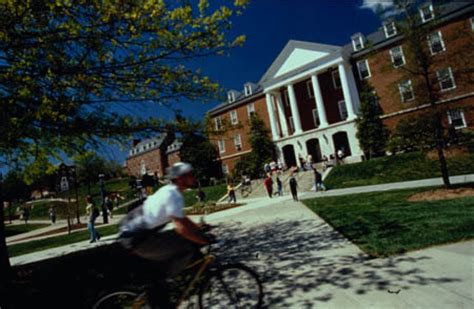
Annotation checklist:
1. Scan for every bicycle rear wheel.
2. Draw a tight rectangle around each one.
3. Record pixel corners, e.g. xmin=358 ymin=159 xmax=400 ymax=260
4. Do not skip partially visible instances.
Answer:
xmin=92 ymin=290 xmax=149 ymax=309
xmin=198 ymin=263 xmax=263 ymax=309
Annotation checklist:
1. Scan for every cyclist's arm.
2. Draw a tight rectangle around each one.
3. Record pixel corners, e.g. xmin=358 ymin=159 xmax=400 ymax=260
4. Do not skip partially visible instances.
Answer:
xmin=172 ymin=216 xmax=209 ymax=245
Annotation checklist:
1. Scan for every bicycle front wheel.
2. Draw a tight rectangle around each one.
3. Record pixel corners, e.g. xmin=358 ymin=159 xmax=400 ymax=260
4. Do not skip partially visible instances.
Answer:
xmin=92 ymin=290 xmax=149 ymax=309
xmin=198 ymin=263 xmax=263 ymax=309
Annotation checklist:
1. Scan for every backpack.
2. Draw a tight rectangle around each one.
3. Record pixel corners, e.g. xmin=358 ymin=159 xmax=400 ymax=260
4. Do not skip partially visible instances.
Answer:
xmin=92 ymin=206 xmax=100 ymax=218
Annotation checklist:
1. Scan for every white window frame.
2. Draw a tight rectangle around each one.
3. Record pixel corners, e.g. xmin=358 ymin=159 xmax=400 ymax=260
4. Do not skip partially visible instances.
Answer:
xmin=447 ymin=110 xmax=467 ymax=129
xmin=420 ymin=3 xmax=434 ymax=23
xmin=383 ymin=21 xmax=397 ymax=38
xmin=357 ymin=59 xmax=371 ymax=80
xmin=312 ymin=109 xmax=320 ymax=127
xmin=306 ymin=81 xmax=314 ymax=99
xmin=398 ymin=80 xmax=415 ymax=103
xmin=222 ymin=164 xmax=229 ymax=175
xmin=227 ymin=92 xmax=235 ymax=103
xmin=332 ymin=71 xmax=342 ymax=89
xmin=234 ymin=134 xmax=242 ymax=151
xmin=215 ymin=116 xmax=222 ymax=131
xmin=230 ymin=110 xmax=238 ymax=125
xmin=437 ymin=67 xmax=456 ymax=92
xmin=288 ymin=116 xmax=295 ymax=133
xmin=338 ymin=100 xmax=348 ymax=120
xmin=389 ymin=46 xmax=406 ymax=68
xmin=247 ymin=103 xmax=255 ymax=117
xmin=283 ymin=89 xmax=290 ymax=106
xmin=218 ymin=139 xmax=225 ymax=153
xmin=427 ymin=31 xmax=445 ymax=55
xmin=352 ymin=36 xmax=364 ymax=51
xmin=244 ymin=84 xmax=252 ymax=96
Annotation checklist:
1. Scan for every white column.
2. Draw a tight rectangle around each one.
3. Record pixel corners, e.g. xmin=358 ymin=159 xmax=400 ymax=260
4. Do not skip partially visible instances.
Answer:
xmin=310 ymin=74 xmax=328 ymax=128
xmin=346 ymin=67 xmax=361 ymax=114
xmin=287 ymin=84 xmax=303 ymax=134
xmin=338 ymin=63 xmax=357 ymax=120
xmin=265 ymin=93 xmax=280 ymax=141
xmin=275 ymin=93 xmax=289 ymax=137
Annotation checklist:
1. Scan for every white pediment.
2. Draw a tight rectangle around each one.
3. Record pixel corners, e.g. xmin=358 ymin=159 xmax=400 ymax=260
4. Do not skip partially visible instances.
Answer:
xmin=274 ymin=48 xmax=329 ymax=78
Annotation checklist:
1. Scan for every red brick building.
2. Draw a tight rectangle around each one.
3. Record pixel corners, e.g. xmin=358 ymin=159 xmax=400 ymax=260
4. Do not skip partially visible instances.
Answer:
xmin=350 ymin=2 xmax=474 ymax=132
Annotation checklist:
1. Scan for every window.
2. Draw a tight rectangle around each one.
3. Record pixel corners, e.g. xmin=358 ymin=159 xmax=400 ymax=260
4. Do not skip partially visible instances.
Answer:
xmin=283 ymin=89 xmax=290 ymax=106
xmin=447 ymin=110 xmax=466 ymax=129
xmin=227 ymin=92 xmax=235 ymax=103
xmin=222 ymin=164 xmax=229 ymax=175
xmin=234 ymin=134 xmax=242 ymax=151
xmin=437 ymin=67 xmax=456 ymax=91
xmin=215 ymin=117 xmax=222 ymax=131
xmin=428 ymin=31 xmax=445 ymax=55
xmin=288 ymin=116 xmax=295 ymax=133
xmin=389 ymin=46 xmax=406 ymax=68
xmin=230 ymin=110 xmax=238 ymax=125
xmin=332 ymin=71 xmax=342 ymax=89
xmin=312 ymin=109 xmax=320 ymax=127
xmin=471 ymin=17 xmax=474 ymax=31
xmin=352 ymin=34 xmax=364 ymax=51
xmin=357 ymin=59 xmax=371 ymax=79
xmin=383 ymin=21 xmax=397 ymax=38
xmin=398 ymin=80 xmax=415 ymax=102
xmin=218 ymin=140 xmax=225 ymax=153
xmin=247 ymin=103 xmax=255 ymax=117
xmin=306 ymin=81 xmax=314 ymax=98
xmin=420 ymin=4 xmax=434 ymax=23
xmin=338 ymin=100 xmax=348 ymax=120
xmin=244 ymin=84 xmax=252 ymax=96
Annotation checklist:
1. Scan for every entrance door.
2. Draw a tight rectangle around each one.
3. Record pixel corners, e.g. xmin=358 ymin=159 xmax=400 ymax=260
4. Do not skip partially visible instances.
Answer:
xmin=332 ymin=131 xmax=351 ymax=157
xmin=306 ymin=138 xmax=322 ymax=162
xmin=282 ymin=145 xmax=297 ymax=168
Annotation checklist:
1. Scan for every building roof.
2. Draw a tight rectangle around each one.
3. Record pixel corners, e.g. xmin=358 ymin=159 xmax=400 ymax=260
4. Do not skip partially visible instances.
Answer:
xmin=126 ymin=134 xmax=167 ymax=159
xmin=208 ymin=86 xmax=264 ymax=115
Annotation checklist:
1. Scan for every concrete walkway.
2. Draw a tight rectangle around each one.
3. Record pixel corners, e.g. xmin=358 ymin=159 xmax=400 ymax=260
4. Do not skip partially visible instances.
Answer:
xmin=9 ymin=192 xmax=474 ymax=308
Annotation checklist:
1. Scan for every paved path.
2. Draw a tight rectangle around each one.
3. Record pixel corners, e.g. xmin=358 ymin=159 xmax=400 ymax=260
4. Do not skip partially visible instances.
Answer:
xmin=10 ymin=193 xmax=474 ymax=308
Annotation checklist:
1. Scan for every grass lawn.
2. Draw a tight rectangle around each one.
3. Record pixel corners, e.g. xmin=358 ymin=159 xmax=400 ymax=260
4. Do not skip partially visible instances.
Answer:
xmin=8 ymin=224 xmax=119 ymax=257
xmin=182 ymin=184 xmax=227 ymax=207
xmin=302 ymin=186 xmax=474 ymax=257
xmin=5 ymin=224 xmax=49 ymax=237
xmin=324 ymin=151 xmax=474 ymax=189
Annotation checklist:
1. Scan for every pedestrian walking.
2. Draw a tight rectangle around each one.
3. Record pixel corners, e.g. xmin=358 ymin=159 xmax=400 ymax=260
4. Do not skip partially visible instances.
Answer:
xmin=289 ymin=174 xmax=298 ymax=201
xmin=22 ymin=207 xmax=30 ymax=224
xmin=227 ymin=182 xmax=236 ymax=204
xmin=314 ymin=169 xmax=326 ymax=191
xmin=276 ymin=174 xmax=283 ymax=196
xmin=105 ymin=196 xmax=114 ymax=219
xmin=85 ymin=195 xmax=101 ymax=243
xmin=49 ymin=206 xmax=57 ymax=224
xmin=263 ymin=174 xmax=273 ymax=198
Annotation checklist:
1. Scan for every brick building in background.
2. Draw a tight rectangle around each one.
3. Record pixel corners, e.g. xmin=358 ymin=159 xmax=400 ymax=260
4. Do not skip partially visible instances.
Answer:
xmin=350 ymin=2 xmax=474 ymax=131
xmin=207 ymin=1 xmax=473 ymax=175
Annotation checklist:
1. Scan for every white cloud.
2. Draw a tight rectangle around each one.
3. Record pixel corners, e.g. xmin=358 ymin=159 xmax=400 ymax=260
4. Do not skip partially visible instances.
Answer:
xmin=359 ymin=0 xmax=395 ymax=14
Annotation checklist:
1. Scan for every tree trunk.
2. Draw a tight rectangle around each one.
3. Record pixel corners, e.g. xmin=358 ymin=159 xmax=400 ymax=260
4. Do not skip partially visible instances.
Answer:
xmin=435 ymin=113 xmax=451 ymax=188
xmin=0 ymin=184 xmax=13 ymax=305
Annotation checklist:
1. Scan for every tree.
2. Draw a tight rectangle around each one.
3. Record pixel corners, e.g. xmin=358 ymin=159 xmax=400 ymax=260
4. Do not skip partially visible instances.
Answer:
xmin=73 ymin=152 xmax=107 ymax=194
xmin=178 ymin=119 xmax=222 ymax=186
xmin=0 ymin=0 xmax=248 ymax=297
xmin=387 ymin=113 xmax=438 ymax=153
xmin=355 ymin=83 xmax=389 ymax=159
xmin=379 ymin=1 xmax=474 ymax=187
xmin=234 ymin=113 xmax=275 ymax=178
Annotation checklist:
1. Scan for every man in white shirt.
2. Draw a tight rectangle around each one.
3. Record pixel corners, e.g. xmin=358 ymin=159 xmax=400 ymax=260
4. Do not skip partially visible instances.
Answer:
xmin=119 ymin=162 xmax=210 ymax=275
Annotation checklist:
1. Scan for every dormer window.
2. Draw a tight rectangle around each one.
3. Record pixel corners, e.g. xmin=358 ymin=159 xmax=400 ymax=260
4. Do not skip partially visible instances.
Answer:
xmin=227 ymin=91 xmax=235 ymax=103
xmin=351 ymin=33 xmax=365 ymax=52
xmin=383 ymin=21 xmax=397 ymax=38
xmin=244 ymin=84 xmax=252 ymax=96
xmin=420 ymin=3 xmax=434 ymax=23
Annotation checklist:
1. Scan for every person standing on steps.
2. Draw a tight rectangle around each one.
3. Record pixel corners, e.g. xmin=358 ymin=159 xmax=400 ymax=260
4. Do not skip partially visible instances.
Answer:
xmin=314 ymin=169 xmax=326 ymax=192
xmin=289 ymin=173 xmax=299 ymax=201
xmin=276 ymin=174 xmax=283 ymax=196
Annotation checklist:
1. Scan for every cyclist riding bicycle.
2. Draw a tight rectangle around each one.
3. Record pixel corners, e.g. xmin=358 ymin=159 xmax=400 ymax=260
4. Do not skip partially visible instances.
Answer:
xmin=118 ymin=162 xmax=212 ymax=308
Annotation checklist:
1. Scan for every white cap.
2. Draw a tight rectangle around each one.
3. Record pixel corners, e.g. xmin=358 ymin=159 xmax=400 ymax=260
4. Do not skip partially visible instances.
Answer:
xmin=166 ymin=162 xmax=193 ymax=180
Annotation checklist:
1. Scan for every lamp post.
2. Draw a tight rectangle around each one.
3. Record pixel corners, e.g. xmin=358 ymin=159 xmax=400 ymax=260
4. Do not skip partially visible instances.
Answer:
xmin=69 ymin=165 xmax=80 ymax=224
xmin=98 ymin=174 xmax=108 ymax=224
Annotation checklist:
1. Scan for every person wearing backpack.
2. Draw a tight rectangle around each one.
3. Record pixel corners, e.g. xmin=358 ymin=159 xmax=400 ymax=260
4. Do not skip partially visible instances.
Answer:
xmin=85 ymin=195 xmax=101 ymax=243
xmin=118 ymin=162 xmax=212 ymax=308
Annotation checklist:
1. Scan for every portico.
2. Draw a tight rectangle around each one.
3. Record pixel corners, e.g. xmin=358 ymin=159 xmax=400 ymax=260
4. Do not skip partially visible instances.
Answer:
xmin=259 ymin=40 xmax=363 ymax=167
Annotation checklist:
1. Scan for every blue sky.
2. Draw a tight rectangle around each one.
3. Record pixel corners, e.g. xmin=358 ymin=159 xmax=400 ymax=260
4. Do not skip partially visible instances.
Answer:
xmin=102 ymin=0 xmax=389 ymax=164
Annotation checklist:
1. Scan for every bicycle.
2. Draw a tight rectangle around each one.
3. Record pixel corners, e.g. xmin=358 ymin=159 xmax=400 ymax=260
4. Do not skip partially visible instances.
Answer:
xmin=92 ymin=227 xmax=263 ymax=308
